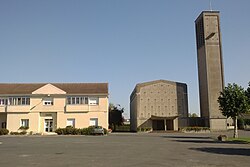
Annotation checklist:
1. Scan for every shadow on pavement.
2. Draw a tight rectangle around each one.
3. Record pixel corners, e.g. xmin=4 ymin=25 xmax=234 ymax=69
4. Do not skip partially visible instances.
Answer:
xmin=162 ymin=136 xmax=211 ymax=139
xmin=190 ymin=147 xmax=250 ymax=156
xmin=163 ymin=136 xmax=250 ymax=144
xmin=172 ymin=139 xmax=217 ymax=144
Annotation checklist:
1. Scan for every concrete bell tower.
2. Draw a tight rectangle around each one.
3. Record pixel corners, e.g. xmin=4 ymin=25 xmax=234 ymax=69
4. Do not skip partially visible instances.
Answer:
xmin=195 ymin=11 xmax=227 ymax=130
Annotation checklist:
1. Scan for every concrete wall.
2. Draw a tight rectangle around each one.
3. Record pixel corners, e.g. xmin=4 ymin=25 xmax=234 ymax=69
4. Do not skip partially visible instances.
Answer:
xmin=130 ymin=92 xmax=138 ymax=131
xmin=195 ymin=11 xmax=226 ymax=130
xmin=130 ymin=80 xmax=188 ymax=131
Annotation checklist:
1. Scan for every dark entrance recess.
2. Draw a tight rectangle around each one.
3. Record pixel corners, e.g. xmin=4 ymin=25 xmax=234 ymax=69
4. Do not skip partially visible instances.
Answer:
xmin=152 ymin=120 xmax=165 ymax=130
xmin=2 ymin=122 xmax=6 ymax=129
xmin=166 ymin=120 xmax=173 ymax=130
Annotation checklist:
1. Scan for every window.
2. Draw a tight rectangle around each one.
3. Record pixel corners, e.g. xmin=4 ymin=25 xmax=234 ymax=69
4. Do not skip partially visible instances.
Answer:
xmin=21 ymin=119 xmax=29 ymax=128
xmin=17 ymin=98 xmax=21 ymax=105
xmin=85 ymin=97 xmax=89 ymax=104
xmin=89 ymin=97 xmax=99 ymax=105
xmin=76 ymin=98 xmax=80 ymax=104
xmin=43 ymin=98 xmax=53 ymax=105
xmin=8 ymin=97 xmax=30 ymax=105
xmin=72 ymin=97 xmax=76 ymax=104
xmin=67 ymin=119 xmax=75 ymax=128
xmin=90 ymin=118 xmax=98 ymax=126
xmin=67 ymin=97 xmax=89 ymax=105
xmin=0 ymin=98 xmax=8 ymax=105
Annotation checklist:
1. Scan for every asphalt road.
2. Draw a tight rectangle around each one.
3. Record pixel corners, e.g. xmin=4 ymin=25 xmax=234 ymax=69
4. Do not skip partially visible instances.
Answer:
xmin=0 ymin=131 xmax=250 ymax=167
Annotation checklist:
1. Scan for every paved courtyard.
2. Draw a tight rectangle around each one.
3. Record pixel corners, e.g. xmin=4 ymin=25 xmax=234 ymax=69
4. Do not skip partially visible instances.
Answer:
xmin=0 ymin=131 xmax=250 ymax=167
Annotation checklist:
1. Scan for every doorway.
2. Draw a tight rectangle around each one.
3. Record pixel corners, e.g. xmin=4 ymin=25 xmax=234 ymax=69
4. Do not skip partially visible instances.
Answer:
xmin=166 ymin=119 xmax=174 ymax=130
xmin=152 ymin=120 xmax=165 ymax=130
xmin=45 ymin=119 xmax=53 ymax=132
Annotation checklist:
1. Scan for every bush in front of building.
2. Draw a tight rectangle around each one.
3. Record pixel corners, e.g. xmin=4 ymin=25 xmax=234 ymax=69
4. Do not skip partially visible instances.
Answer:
xmin=181 ymin=127 xmax=210 ymax=132
xmin=137 ymin=127 xmax=152 ymax=132
xmin=55 ymin=126 xmax=81 ymax=135
xmin=0 ymin=128 xmax=9 ymax=135
xmin=10 ymin=131 xmax=27 ymax=135
xmin=55 ymin=128 xmax=64 ymax=135
xmin=19 ymin=126 xmax=29 ymax=131
xmin=55 ymin=126 xmax=108 ymax=135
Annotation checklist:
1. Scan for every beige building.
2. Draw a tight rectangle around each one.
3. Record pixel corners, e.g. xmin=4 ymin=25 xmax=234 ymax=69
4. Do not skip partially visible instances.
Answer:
xmin=0 ymin=83 xmax=109 ymax=134
xmin=130 ymin=80 xmax=188 ymax=131
xmin=195 ymin=11 xmax=227 ymax=130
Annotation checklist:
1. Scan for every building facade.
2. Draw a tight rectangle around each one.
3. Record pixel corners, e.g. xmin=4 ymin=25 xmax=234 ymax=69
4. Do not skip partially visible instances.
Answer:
xmin=130 ymin=80 xmax=188 ymax=132
xmin=195 ymin=11 xmax=227 ymax=130
xmin=0 ymin=83 xmax=109 ymax=134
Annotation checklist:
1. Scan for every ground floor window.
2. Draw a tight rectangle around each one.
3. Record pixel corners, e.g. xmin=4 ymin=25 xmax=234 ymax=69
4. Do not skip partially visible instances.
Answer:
xmin=67 ymin=118 xmax=75 ymax=127
xmin=89 ymin=118 xmax=98 ymax=126
xmin=20 ymin=119 xmax=29 ymax=128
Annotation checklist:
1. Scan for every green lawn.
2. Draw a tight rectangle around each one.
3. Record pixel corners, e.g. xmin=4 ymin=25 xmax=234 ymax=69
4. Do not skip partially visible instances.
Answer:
xmin=228 ymin=137 xmax=250 ymax=144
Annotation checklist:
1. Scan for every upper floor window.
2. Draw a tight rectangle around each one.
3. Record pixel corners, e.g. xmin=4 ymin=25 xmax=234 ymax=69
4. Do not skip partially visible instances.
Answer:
xmin=67 ymin=97 xmax=88 ymax=105
xmin=89 ymin=97 xmax=99 ymax=105
xmin=0 ymin=98 xmax=8 ymax=106
xmin=43 ymin=98 xmax=53 ymax=106
xmin=9 ymin=97 xmax=30 ymax=105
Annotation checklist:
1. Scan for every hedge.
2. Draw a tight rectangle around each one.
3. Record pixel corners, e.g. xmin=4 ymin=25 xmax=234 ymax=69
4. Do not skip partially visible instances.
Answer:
xmin=181 ymin=127 xmax=210 ymax=132
xmin=55 ymin=126 xmax=107 ymax=135
xmin=0 ymin=128 xmax=9 ymax=135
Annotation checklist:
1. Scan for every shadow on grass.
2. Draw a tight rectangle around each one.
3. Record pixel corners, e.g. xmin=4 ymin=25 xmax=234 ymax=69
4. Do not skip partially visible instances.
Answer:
xmin=190 ymin=147 xmax=250 ymax=156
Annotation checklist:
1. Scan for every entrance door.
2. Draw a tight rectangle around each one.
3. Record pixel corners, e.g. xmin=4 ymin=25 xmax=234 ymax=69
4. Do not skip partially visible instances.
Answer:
xmin=166 ymin=120 xmax=174 ymax=130
xmin=45 ymin=119 xmax=53 ymax=132
xmin=152 ymin=120 xmax=165 ymax=130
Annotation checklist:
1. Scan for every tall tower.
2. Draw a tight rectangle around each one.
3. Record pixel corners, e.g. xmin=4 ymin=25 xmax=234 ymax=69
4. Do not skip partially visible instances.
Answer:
xmin=195 ymin=11 xmax=227 ymax=130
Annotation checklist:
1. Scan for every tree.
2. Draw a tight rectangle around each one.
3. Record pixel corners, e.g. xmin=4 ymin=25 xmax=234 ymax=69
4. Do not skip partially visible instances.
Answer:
xmin=218 ymin=83 xmax=250 ymax=138
xmin=246 ymin=82 xmax=250 ymax=104
xmin=108 ymin=104 xmax=124 ymax=131
xmin=188 ymin=113 xmax=198 ymax=117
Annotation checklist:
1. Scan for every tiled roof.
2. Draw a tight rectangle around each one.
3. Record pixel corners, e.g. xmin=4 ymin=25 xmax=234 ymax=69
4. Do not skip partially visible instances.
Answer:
xmin=0 ymin=83 xmax=108 ymax=95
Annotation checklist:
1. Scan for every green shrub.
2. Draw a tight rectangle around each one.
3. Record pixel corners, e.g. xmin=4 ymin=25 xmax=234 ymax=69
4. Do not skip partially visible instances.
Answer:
xmin=19 ymin=126 xmax=29 ymax=130
xmin=137 ymin=127 xmax=152 ymax=132
xmin=145 ymin=127 xmax=152 ymax=131
xmin=55 ymin=126 xmax=107 ymax=135
xmin=0 ymin=128 xmax=9 ymax=135
xmin=55 ymin=128 xmax=64 ymax=135
xmin=19 ymin=131 xmax=27 ymax=135
xmin=181 ymin=127 xmax=210 ymax=132
xmin=65 ymin=126 xmax=74 ymax=135
xmin=72 ymin=128 xmax=81 ymax=135
xmin=10 ymin=131 xmax=27 ymax=135
xmin=79 ymin=128 xmax=88 ymax=135
xmin=10 ymin=132 xmax=19 ymax=135
xmin=87 ymin=126 xmax=95 ymax=135
xmin=103 ymin=128 xmax=108 ymax=134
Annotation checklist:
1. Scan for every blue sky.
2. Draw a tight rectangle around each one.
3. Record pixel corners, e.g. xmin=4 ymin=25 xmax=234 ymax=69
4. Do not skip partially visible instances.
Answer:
xmin=0 ymin=0 xmax=250 ymax=118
